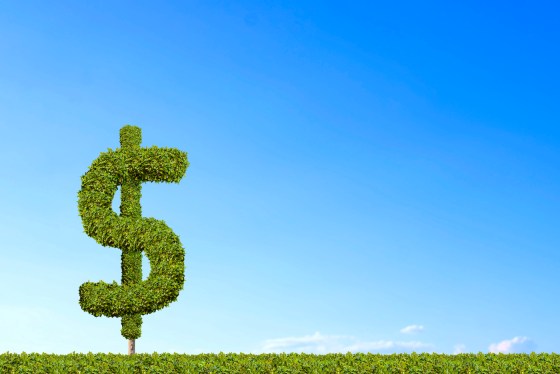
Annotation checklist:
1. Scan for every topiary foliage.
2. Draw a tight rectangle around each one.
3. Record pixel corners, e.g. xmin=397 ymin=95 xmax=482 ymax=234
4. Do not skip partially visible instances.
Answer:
xmin=77 ymin=125 xmax=189 ymax=340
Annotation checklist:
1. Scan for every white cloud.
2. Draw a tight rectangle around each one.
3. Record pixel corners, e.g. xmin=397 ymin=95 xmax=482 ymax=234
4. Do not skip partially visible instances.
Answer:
xmin=250 ymin=331 xmax=436 ymax=355
xmin=488 ymin=336 xmax=537 ymax=354
xmin=400 ymin=325 xmax=424 ymax=334
xmin=453 ymin=344 xmax=466 ymax=354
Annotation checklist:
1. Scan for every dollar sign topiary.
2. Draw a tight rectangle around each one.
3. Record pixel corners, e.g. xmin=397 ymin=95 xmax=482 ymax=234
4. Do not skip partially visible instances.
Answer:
xmin=77 ymin=125 xmax=189 ymax=355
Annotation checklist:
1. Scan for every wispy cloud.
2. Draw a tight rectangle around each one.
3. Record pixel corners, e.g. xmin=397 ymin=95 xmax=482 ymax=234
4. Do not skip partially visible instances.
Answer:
xmin=400 ymin=325 xmax=425 ymax=334
xmin=249 ymin=331 xmax=540 ymax=356
xmin=0 ymin=304 xmax=540 ymax=356
xmin=250 ymin=331 xmax=436 ymax=355
xmin=453 ymin=344 xmax=467 ymax=354
xmin=488 ymin=337 xmax=537 ymax=354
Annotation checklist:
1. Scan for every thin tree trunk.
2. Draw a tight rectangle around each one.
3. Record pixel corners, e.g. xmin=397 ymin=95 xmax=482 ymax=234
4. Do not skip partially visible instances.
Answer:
xmin=128 ymin=339 xmax=135 ymax=355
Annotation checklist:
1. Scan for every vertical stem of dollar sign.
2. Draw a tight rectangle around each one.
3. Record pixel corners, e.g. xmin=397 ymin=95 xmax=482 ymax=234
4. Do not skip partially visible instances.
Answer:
xmin=119 ymin=126 xmax=143 ymax=355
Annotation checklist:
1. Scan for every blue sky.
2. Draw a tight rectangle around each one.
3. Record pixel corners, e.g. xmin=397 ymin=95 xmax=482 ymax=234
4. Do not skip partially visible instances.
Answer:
xmin=1 ymin=1 xmax=558 ymax=356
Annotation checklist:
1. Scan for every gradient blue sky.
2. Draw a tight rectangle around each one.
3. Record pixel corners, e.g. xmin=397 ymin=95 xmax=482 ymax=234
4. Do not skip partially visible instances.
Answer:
xmin=1 ymin=1 xmax=559 ymax=356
